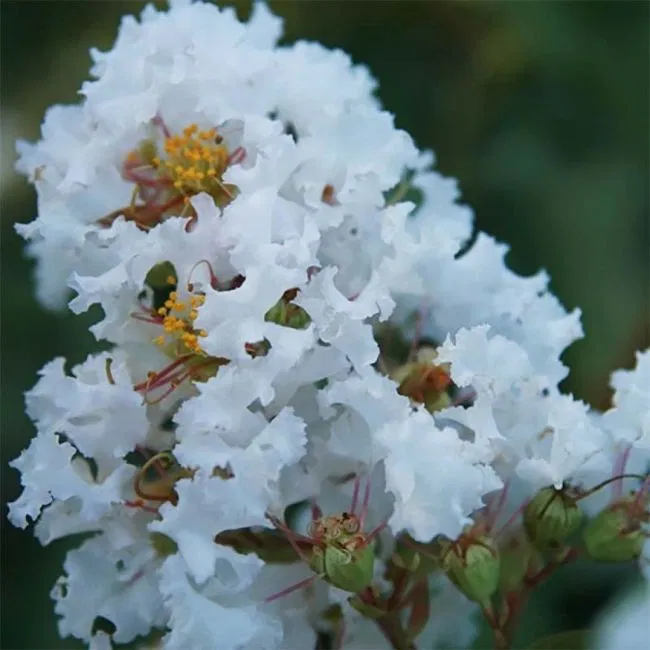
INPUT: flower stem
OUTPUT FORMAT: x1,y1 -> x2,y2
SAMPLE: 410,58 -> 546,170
484,547 -> 580,649
375,615 -> 417,650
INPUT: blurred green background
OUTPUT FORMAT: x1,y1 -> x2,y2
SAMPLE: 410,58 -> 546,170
1,1 -> 648,648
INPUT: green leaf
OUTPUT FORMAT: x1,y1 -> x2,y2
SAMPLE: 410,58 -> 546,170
527,630 -> 590,650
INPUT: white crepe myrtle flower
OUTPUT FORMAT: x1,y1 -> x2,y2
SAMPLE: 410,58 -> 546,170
9,1 -> 650,649
603,349 -> 650,452
436,325 -> 611,491
23,352 -> 149,459
52,532 -> 166,644
377,408 -> 502,541
594,581 -> 650,650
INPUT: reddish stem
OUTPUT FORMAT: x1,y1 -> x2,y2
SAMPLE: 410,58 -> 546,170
265,574 -> 318,603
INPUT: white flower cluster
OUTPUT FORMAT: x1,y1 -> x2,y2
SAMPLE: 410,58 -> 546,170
9,1 -> 649,649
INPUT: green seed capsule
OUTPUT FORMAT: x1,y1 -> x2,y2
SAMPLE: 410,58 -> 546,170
442,535 -> 500,605
310,542 -> 375,594
583,499 -> 645,562
524,486 -> 583,552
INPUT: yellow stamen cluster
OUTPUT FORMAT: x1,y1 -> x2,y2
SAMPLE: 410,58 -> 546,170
151,123 -> 231,197
153,291 -> 208,355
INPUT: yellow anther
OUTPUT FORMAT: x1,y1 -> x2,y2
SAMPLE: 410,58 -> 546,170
153,335 -> 165,346
189,310 -> 198,320
199,330 -> 208,337
132,122 -> 238,209
158,307 -> 168,315
169,292 -> 178,300
166,275 -> 176,284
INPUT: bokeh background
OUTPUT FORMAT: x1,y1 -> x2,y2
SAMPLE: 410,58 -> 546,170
1,1 -> 648,648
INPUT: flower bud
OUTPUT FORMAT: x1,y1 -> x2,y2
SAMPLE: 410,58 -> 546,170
441,534 -> 500,605
524,486 -> 583,552
583,498 -> 646,562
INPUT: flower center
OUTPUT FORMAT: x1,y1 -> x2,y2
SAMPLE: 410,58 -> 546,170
153,288 -> 208,356
99,118 -> 243,231
151,124 -> 237,204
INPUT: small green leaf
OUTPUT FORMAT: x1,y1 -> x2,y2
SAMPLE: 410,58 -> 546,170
527,629 -> 590,650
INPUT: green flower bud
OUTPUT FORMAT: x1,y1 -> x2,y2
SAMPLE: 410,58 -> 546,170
583,499 -> 645,562
524,486 -> 583,552
441,535 -> 500,605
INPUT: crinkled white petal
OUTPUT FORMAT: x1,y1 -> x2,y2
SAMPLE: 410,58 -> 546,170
377,409 -> 502,541
23,352 -> 148,459
594,582 -> 650,650
52,534 -> 165,644
158,553 -> 283,650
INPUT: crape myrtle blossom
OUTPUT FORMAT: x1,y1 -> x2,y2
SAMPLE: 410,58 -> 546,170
591,352 -> 650,650
9,1 -> 650,649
